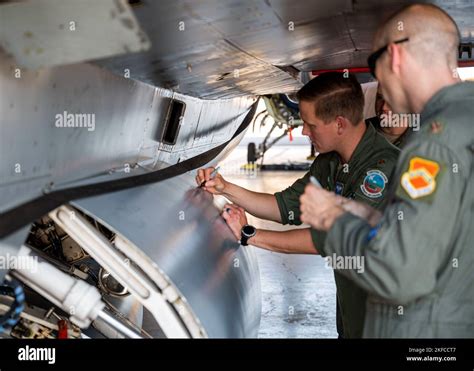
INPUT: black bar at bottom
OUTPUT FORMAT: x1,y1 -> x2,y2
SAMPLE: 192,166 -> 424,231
0,338 -> 473,368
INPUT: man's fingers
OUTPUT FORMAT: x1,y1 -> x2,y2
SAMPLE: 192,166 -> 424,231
224,203 -> 238,210
222,208 -> 236,221
299,201 -> 306,213
301,211 -> 307,224
223,204 -> 246,223
197,168 -> 205,183
222,210 -> 230,221
205,180 -> 216,188
204,167 -> 215,181
304,183 -> 319,197
223,204 -> 238,216
222,210 -> 239,224
196,167 -> 215,184
299,193 -> 310,210
231,206 -> 245,217
301,211 -> 310,225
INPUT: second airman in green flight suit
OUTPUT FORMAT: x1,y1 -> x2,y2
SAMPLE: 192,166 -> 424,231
196,72 -> 400,338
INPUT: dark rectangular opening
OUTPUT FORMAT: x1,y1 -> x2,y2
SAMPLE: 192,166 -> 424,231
162,100 -> 185,145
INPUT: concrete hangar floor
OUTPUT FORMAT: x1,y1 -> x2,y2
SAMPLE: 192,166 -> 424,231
217,135 -> 338,338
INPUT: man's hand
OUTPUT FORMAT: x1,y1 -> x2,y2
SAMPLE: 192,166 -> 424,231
300,183 -> 345,231
195,167 -> 282,223
195,167 -> 227,195
221,203 -> 248,240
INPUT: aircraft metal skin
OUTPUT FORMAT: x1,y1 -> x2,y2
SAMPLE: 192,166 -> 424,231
71,173 -> 261,338
0,43 -> 260,336
0,0 -> 260,336
0,50 -> 257,234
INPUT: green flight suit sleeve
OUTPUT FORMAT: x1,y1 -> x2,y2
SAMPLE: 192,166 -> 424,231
274,161 -> 317,225
323,138 -> 467,304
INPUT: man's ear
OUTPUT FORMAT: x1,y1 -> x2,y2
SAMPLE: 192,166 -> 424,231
387,43 -> 402,77
336,116 -> 348,134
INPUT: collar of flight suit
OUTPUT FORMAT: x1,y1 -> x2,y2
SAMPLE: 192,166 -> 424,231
421,81 -> 474,123
343,122 -> 379,172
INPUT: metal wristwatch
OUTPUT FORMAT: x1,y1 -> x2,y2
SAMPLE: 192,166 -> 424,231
240,224 -> 256,246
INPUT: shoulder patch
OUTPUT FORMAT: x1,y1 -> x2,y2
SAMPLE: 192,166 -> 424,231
400,156 -> 440,199
360,169 -> 388,198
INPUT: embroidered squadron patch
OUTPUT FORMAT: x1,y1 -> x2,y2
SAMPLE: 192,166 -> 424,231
401,156 -> 440,199
360,170 -> 388,198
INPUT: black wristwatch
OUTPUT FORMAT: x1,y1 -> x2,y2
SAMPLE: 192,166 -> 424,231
240,224 -> 256,246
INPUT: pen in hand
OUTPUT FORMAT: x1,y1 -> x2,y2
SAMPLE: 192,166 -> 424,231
199,166 -> 220,188
309,176 -> 322,188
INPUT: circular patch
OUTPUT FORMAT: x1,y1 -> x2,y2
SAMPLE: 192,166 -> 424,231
360,170 -> 387,198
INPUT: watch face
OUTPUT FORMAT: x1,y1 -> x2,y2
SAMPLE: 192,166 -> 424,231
242,225 -> 256,236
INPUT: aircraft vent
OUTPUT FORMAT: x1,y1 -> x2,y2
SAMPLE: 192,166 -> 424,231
162,100 -> 186,145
